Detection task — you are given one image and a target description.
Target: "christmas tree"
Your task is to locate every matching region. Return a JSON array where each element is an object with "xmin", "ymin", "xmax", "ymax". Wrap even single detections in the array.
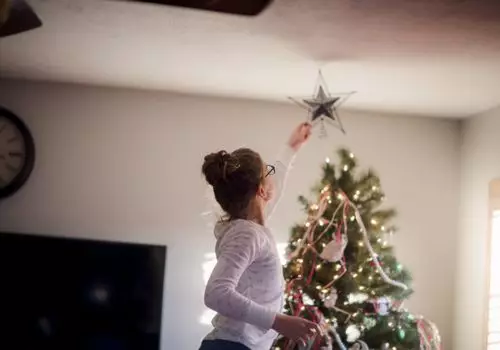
[{"xmin": 274, "ymin": 149, "xmax": 441, "ymax": 350}]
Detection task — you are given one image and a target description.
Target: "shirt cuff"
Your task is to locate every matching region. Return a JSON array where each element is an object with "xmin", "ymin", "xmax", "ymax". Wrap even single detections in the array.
[{"xmin": 245, "ymin": 303, "xmax": 277, "ymax": 330}]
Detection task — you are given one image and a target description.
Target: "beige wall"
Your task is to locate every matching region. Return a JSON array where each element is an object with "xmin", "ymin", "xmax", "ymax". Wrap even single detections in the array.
[
  {"xmin": 454, "ymin": 106, "xmax": 500, "ymax": 350},
  {"xmin": 0, "ymin": 79, "xmax": 460, "ymax": 349}
]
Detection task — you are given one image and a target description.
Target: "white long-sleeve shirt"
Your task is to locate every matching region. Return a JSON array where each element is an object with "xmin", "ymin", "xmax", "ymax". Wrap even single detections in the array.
[{"xmin": 204, "ymin": 146, "xmax": 296, "ymax": 350}]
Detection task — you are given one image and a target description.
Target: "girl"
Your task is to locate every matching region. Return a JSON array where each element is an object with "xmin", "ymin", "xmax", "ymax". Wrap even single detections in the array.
[{"xmin": 199, "ymin": 123, "xmax": 322, "ymax": 350}]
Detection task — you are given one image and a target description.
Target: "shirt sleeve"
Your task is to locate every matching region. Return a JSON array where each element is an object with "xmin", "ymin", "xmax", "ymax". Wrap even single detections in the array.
[
  {"xmin": 204, "ymin": 228, "xmax": 276, "ymax": 330},
  {"xmin": 265, "ymin": 145, "xmax": 297, "ymax": 220}
]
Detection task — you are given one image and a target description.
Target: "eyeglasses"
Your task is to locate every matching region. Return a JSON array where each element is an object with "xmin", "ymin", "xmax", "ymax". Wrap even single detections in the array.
[{"xmin": 265, "ymin": 164, "xmax": 276, "ymax": 177}]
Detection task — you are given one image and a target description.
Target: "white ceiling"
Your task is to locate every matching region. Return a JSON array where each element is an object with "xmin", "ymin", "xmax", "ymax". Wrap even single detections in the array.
[{"xmin": 2, "ymin": 0, "xmax": 500, "ymax": 118}]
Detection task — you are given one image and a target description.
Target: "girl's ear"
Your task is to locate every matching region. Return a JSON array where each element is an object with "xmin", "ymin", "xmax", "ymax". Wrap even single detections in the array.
[{"xmin": 257, "ymin": 184, "xmax": 268, "ymax": 201}]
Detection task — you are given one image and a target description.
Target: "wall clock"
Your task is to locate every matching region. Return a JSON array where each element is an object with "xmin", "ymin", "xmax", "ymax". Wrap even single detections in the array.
[{"xmin": 0, "ymin": 106, "xmax": 35, "ymax": 199}]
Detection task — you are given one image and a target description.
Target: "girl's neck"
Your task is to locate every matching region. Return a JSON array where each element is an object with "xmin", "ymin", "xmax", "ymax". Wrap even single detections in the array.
[{"xmin": 246, "ymin": 203, "xmax": 265, "ymax": 226}]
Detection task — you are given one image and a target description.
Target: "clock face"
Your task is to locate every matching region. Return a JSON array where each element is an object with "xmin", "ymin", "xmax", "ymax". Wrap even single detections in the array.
[
  {"xmin": 0, "ymin": 116, "xmax": 26, "ymax": 188},
  {"xmin": 0, "ymin": 107, "xmax": 35, "ymax": 198}
]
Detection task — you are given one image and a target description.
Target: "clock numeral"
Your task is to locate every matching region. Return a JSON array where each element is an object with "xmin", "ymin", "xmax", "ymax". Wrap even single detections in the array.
[
  {"xmin": 8, "ymin": 151, "xmax": 24, "ymax": 158},
  {"xmin": 7, "ymin": 136, "xmax": 19, "ymax": 144}
]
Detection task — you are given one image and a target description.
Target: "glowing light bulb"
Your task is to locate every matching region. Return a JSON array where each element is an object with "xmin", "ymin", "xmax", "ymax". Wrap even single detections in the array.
[
  {"xmin": 372, "ymin": 185, "xmax": 378, "ymax": 191},
  {"xmin": 319, "ymin": 220, "xmax": 324, "ymax": 226},
  {"xmin": 359, "ymin": 286, "xmax": 365, "ymax": 291},
  {"xmin": 297, "ymin": 259, "xmax": 303, "ymax": 263},
  {"xmin": 350, "ymin": 216, "xmax": 355, "ymax": 221},
  {"xmin": 343, "ymin": 165, "xmax": 349, "ymax": 171},
  {"xmin": 325, "ymin": 157, "xmax": 330, "ymax": 163},
  {"xmin": 358, "ymin": 267, "xmax": 363, "ymax": 272},
  {"xmin": 352, "ymin": 273, "xmax": 358, "ymax": 278},
  {"xmin": 311, "ymin": 204, "xmax": 319, "ymax": 210},
  {"xmin": 371, "ymin": 219, "xmax": 378, "ymax": 225},
  {"xmin": 334, "ymin": 274, "xmax": 339, "ymax": 280},
  {"xmin": 322, "ymin": 243, "xmax": 326, "ymax": 247},
  {"xmin": 316, "ymin": 264, "xmax": 322, "ymax": 270},
  {"xmin": 305, "ymin": 222, "xmax": 311, "ymax": 228},
  {"xmin": 335, "ymin": 264, "xmax": 341, "ymax": 271},
  {"xmin": 349, "ymin": 153, "xmax": 354, "ymax": 158},
  {"xmin": 358, "ymin": 241, "xmax": 364, "ymax": 247},
  {"xmin": 337, "ymin": 193, "xmax": 344, "ymax": 200},
  {"xmin": 377, "ymin": 238, "xmax": 382, "ymax": 243},
  {"xmin": 316, "ymin": 285, "xmax": 322, "ymax": 290},
  {"xmin": 388, "ymin": 322, "xmax": 394, "ymax": 327},
  {"xmin": 369, "ymin": 275, "xmax": 373, "ymax": 280},
  {"xmin": 383, "ymin": 241, "xmax": 388, "ymax": 247},
  {"xmin": 381, "ymin": 225, "xmax": 386, "ymax": 231}
]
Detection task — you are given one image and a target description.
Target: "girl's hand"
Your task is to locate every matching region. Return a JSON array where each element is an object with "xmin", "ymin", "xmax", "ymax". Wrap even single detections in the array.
[
  {"xmin": 272, "ymin": 314, "xmax": 323, "ymax": 346},
  {"xmin": 288, "ymin": 122, "xmax": 312, "ymax": 151}
]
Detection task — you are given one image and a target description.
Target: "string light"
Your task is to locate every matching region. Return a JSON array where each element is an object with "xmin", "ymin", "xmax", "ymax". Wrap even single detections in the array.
[
  {"xmin": 372, "ymin": 185, "xmax": 378, "ymax": 191},
  {"xmin": 381, "ymin": 225, "xmax": 386, "ymax": 231},
  {"xmin": 316, "ymin": 264, "xmax": 322, "ymax": 270},
  {"xmin": 311, "ymin": 204, "xmax": 319, "ymax": 210},
  {"xmin": 352, "ymin": 273, "xmax": 358, "ymax": 278},
  {"xmin": 334, "ymin": 274, "xmax": 339, "ymax": 280},
  {"xmin": 322, "ymin": 243, "xmax": 326, "ymax": 248},
  {"xmin": 383, "ymin": 241, "xmax": 388, "ymax": 247},
  {"xmin": 305, "ymin": 222, "xmax": 311, "ymax": 228},
  {"xmin": 350, "ymin": 216, "xmax": 355, "ymax": 221},
  {"xmin": 349, "ymin": 153, "xmax": 354, "ymax": 158},
  {"xmin": 359, "ymin": 286, "xmax": 366, "ymax": 291},
  {"xmin": 371, "ymin": 218, "xmax": 378, "ymax": 225},
  {"xmin": 297, "ymin": 259, "xmax": 303, "ymax": 263},
  {"xmin": 358, "ymin": 241, "xmax": 364, "ymax": 247},
  {"xmin": 316, "ymin": 285, "xmax": 322, "ymax": 290},
  {"xmin": 358, "ymin": 267, "xmax": 363, "ymax": 272},
  {"xmin": 319, "ymin": 220, "xmax": 324, "ymax": 226},
  {"xmin": 377, "ymin": 238, "xmax": 382, "ymax": 243},
  {"xmin": 325, "ymin": 157, "xmax": 330, "ymax": 163},
  {"xmin": 343, "ymin": 165, "xmax": 349, "ymax": 171},
  {"xmin": 369, "ymin": 275, "xmax": 373, "ymax": 281},
  {"xmin": 335, "ymin": 264, "xmax": 341, "ymax": 271},
  {"xmin": 388, "ymin": 321, "xmax": 394, "ymax": 327}
]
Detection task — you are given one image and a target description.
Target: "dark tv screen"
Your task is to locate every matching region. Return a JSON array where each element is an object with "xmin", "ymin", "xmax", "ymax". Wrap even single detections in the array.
[{"xmin": 0, "ymin": 232, "xmax": 166, "ymax": 350}]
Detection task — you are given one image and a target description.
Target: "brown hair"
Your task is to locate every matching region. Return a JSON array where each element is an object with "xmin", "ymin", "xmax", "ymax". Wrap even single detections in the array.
[{"xmin": 202, "ymin": 148, "xmax": 263, "ymax": 220}]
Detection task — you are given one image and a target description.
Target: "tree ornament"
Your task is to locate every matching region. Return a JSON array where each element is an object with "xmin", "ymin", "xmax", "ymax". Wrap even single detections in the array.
[
  {"xmin": 323, "ymin": 289, "xmax": 338, "ymax": 308},
  {"xmin": 371, "ymin": 297, "xmax": 390, "ymax": 316},
  {"xmin": 398, "ymin": 327, "xmax": 406, "ymax": 340},
  {"xmin": 345, "ymin": 324, "xmax": 361, "ymax": 343},
  {"xmin": 349, "ymin": 341, "xmax": 369, "ymax": 350},
  {"xmin": 363, "ymin": 317, "xmax": 377, "ymax": 330},
  {"xmin": 348, "ymin": 293, "xmax": 369, "ymax": 304},
  {"xmin": 289, "ymin": 71, "xmax": 355, "ymax": 136},
  {"xmin": 320, "ymin": 235, "xmax": 347, "ymax": 262}
]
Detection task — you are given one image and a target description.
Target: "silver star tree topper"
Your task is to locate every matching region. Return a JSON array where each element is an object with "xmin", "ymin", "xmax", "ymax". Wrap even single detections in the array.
[{"xmin": 290, "ymin": 71, "xmax": 355, "ymax": 136}]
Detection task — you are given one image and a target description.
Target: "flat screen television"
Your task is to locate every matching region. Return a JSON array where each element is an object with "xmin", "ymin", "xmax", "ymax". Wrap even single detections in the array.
[{"xmin": 0, "ymin": 232, "xmax": 166, "ymax": 350}]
